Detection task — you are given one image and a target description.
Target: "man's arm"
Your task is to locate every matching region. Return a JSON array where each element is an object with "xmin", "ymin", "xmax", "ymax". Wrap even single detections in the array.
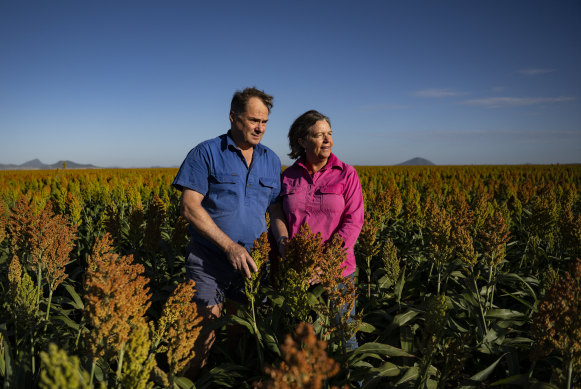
[{"xmin": 180, "ymin": 188, "xmax": 257, "ymax": 278}]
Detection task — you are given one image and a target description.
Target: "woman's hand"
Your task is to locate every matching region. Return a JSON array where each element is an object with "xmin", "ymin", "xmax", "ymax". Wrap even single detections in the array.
[
  {"xmin": 309, "ymin": 266, "xmax": 323, "ymax": 285},
  {"xmin": 277, "ymin": 236, "xmax": 288, "ymax": 258}
]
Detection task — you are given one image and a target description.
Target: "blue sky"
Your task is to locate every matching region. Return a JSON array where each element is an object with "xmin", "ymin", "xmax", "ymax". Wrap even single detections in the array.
[{"xmin": 1, "ymin": 0, "xmax": 580, "ymax": 167}]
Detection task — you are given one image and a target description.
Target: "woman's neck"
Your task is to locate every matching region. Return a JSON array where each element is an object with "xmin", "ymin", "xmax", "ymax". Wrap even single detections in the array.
[{"xmin": 305, "ymin": 157, "xmax": 328, "ymax": 175}]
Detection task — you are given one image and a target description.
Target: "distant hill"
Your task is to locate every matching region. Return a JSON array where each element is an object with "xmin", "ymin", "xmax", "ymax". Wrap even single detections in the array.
[
  {"xmin": 0, "ymin": 159, "xmax": 99, "ymax": 170},
  {"xmin": 397, "ymin": 157, "xmax": 435, "ymax": 166}
]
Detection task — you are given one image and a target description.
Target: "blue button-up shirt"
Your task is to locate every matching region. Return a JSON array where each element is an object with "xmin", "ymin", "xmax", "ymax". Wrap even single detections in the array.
[{"xmin": 173, "ymin": 132, "xmax": 281, "ymax": 254}]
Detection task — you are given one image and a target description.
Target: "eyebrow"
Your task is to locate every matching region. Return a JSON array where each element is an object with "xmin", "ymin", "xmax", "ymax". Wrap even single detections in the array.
[{"xmin": 248, "ymin": 117, "xmax": 268, "ymax": 123}]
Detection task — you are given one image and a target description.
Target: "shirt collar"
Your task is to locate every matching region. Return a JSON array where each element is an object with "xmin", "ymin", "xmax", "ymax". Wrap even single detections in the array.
[
  {"xmin": 296, "ymin": 153, "xmax": 343, "ymax": 172},
  {"xmin": 325, "ymin": 153, "xmax": 343, "ymax": 170},
  {"xmin": 223, "ymin": 131, "xmax": 266, "ymax": 155}
]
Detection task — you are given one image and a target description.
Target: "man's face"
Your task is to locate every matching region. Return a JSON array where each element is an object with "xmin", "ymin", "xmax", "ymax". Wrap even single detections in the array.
[{"xmin": 230, "ymin": 97, "xmax": 269, "ymax": 149}]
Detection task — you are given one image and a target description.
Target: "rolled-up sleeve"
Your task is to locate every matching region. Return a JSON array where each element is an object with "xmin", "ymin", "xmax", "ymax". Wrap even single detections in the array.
[
  {"xmin": 172, "ymin": 146, "xmax": 210, "ymax": 195},
  {"xmin": 335, "ymin": 167, "xmax": 364, "ymax": 249}
]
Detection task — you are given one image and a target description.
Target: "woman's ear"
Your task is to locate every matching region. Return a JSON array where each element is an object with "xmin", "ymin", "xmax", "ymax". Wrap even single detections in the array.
[{"xmin": 297, "ymin": 137, "xmax": 305, "ymax": 147}]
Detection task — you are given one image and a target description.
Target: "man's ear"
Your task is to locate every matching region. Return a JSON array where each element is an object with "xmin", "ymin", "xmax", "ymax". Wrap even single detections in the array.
[{"xmin": 229, "ymin": 110, "xmax": 236, "ymax": 124}]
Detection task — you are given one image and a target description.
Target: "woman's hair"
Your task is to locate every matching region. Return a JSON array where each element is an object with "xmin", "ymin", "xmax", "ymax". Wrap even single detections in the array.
[
  {"xmin": 288, "ymin": 110, "xmax": 331, "ymax": 159},
  {"xmin": 230, "ymin": 87, "xmax": 273, "ymax": 116}
]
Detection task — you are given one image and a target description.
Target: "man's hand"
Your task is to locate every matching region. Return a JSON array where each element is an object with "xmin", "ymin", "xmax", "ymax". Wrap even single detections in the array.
[
  {"xmin": 225, "ymin": 242, "xmax": 258, "ymax": 278},
  {"xmin": 181, "ymin": 189, "xmax": 258, "ymax": 278}
]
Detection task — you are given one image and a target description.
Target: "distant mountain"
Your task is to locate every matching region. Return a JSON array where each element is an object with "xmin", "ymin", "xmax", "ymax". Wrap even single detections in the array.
[
  {"xmin": 397, "ymin": 157, "xmax": 435, "ymax": 166},
  {"xmin": 0, "ymin": 159, "xmax": 99, "ymax": 170}
]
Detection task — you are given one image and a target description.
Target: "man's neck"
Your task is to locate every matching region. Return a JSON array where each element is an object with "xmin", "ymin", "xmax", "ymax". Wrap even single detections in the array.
[
  {"xmin": 228, "ymin": 130, "xmax": 253, "ymax": 151},
  {"xmin": 228, "ymin": 131, "xmax": 254, "ymax": 166}
]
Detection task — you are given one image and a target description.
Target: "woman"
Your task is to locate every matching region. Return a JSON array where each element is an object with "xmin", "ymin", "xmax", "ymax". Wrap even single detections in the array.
[{"xmin": 270, "ymin": 109, "xmax": 364, "ymax": 283}]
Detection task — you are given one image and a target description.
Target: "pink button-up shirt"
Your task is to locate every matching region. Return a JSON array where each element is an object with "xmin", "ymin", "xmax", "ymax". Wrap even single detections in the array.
[{"xmin": 280, "ymin": 153, "xmax": 364, "ymax": 276}]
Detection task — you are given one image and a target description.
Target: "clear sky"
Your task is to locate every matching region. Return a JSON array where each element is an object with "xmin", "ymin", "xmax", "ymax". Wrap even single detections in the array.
[{"xmin": 1, "ymin": 0, "xmax": 580, "ymax": 167}]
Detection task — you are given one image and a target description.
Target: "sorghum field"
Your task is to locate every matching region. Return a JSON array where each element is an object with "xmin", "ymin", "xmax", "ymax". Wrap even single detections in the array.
[{"xmin": 0, "ymin": 165, "xmax": 579, "ymax": 389}]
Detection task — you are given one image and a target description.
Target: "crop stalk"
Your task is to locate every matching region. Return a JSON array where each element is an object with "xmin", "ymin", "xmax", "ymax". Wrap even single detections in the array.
[
  {"xmin": 249, "ymin": 295, "xmax": 264, "ymax": 369},
  {"xmin": 566, "ymin": 359, "xmax": 572, "ymax": 389},
  {"xmin": 44, "ymin": 288, "xmax": 54, "ymax": 332},
  {"xmin": 472, "ymin": 278, "xmax": 488, "ymax": 335},
  {"xmin": 485, "ymin": 262, "xmax": 496, "ymax": 310},
  {"xmin": 116, "ymin": 342, "xmax": 126, "ymax": 386},
  {"xmin": 366, "ymin": 255, "xmax": 372, "ymax": 299},
  {"xmin": 35, "ymin": 265, "xmax": 42, "ymax": 310},
  {"xmin": 89, "ymin": 358, "xmax": 96, "ymax": 387}
]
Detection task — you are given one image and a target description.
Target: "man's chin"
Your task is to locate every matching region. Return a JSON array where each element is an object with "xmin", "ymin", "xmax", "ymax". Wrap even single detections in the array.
[{"xmin": 248, "ymin": 137, "xmax": 263, "ymax": 145}]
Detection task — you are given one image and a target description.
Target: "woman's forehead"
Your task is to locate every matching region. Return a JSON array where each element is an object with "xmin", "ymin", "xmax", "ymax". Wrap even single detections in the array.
[{"xmin": 309, "ymin": 120, "xmax": 331, "ymax": 133}]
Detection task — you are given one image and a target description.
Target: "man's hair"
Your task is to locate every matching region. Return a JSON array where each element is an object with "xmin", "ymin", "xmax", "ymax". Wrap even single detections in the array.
[
  {"xmin": 288, "ymin": 110, "xmax": 331, "ymax": 160},
  {"xmin": 230, "ymin": 87, "xmax": 273, "ymax": 116}
]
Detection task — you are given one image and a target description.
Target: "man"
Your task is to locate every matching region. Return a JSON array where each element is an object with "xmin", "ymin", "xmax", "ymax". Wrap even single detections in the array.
[{"xmin": 172, "ymin": 87, "xmax": 281, "ymax": 378}]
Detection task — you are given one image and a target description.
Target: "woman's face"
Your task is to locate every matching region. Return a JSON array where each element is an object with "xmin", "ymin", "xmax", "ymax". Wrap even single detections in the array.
[{"xmin": 299, "ymin": 119, "xmax": 333, "ymax": 164}]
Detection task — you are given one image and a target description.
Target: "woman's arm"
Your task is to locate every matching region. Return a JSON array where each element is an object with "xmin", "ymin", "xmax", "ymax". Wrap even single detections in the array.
[
  {"xmin": 335, "ymin": 168, "xmax": 365, "ymax": 248},
  {"xmin": 268, "ymin": 201, "xmax": 290, "ymax": 257}
]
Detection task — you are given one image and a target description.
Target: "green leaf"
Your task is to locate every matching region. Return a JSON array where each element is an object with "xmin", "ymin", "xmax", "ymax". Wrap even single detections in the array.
[
  {"xmin": 395, "ymin": 366, "xmax": 419, "ymax": 385},
  {"xmin": 53, "ymin": 314, "xmax": 80, "ymax": 330},
  {"xmin": 175, "ymin": 376, "xmax": 195, "ymax": 388},
  {"xmin": 358, "ymin": 322, "xmax": 377, "ymax": 333},
  {"xmin": 0, "ymin": 332, "xmax": 10, "ymax": 378},
  {"xmin": 263, "ymin": 333, "xmax": 280, "ymax": 356},
  {"xmin": 460, "ymin": 291, "xmax": 479, "ymax": 307},
  {"xmin": 448, "ymin": 316, "xmax": 469, "ymax": 332},
  {"xmin": 399, "ymin": 326, "xmax": 415, "ymax": 353},
  {"xmin": 64, "ymin": 284, "xmax": 84, "ymax": 309},
  {"xmin": 228, "ymin": 315, "xmax": 259, "ymax": 338},
  {"xmin": 392, "ymin": 309, "xmax": 420, "ymax": 327},
  {"xmin": 198, "ymin": 364, "xmax": 248, "ymax": 388},
  {"xmin": 459, "ymin": 354, "xmax": 505, "ymax": 389},
  {"xmin": 351, "ymin": 360, "xmax": 374, "ymax": 368},
  {"xmin": 369, "ymin": 361, "xmax": 401, "ymax": 377},
  {"xmin": 395, "ymin": 265, "xmax": 406, "ymax": 303},
  {"xmin": 499, "ymin": 288, "xmax": 536, "ymax": 310},
  {"xmin": 490, "ymin": 374, "xmax": 529, "ymax": 386},
  {"xmin": 485, "ymin": 309, "xmax": 526, "ymax": 320},
  {"xmin": 502, "ymin": 337, "xmax": 533, "ymax": 347},
  {"xmin": 348, "ymin": 342, "xmax": 413, "ymax": 364},
  {"xmin": 270, "ymin": 295, "xmax": 284, "ymax": 307},
  {"xmin": 499, "ymin": 273, "xmax": 538, "ymax": 300},
  {"xmin": 377, "ymin": 274, "xmax": 394, "ymax": 289}
]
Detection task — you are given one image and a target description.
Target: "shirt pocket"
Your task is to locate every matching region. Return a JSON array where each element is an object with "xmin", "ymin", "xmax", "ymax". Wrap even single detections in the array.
[
  {"xmin": 317, "ymin": 183, "xmax": 345, "ymax": 213},
  {"xmin": 280, "ymin": 182, "xmax": 305, "ymax": 214},
  {"xmin": 280, "ymin": 182, "xmax": 303, "ymax": 196},
  {"xmin": 206, "ymin": 173, "xmax": 241, "ymax": 210},
  {"xmin": 257, "ymin": 176, "xmax": 278, "ymax": 207}
]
